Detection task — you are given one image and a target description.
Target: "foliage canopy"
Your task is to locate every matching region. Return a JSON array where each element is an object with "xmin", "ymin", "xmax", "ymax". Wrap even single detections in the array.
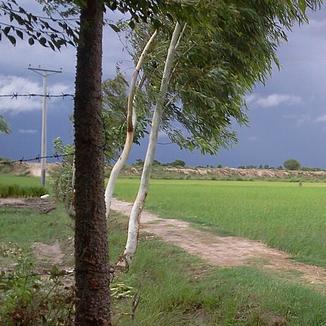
[
  {"xmin": 284, "ymin": 159, "xmax": 301, "ymax": 170},
  {"xmin": 128, "ymin": 0, "xmax": 322, "ymax": 154}
]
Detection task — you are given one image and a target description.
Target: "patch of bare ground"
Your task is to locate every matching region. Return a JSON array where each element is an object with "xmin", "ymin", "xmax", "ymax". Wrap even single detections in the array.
[
  {"xmin": 111, "ymin": 198, "xmax": 326, "ymax": 286},
  {"xmin": 25, "ymin": 162, "xmax": 58, "ymax": 177},
  {"xmin": 31, "ymin": 236, "xmax": 74, "ymax": 267},
  {"xmin": 32, "ymin": 240, "xmax": 65, "ymax": 266},
  {"xmin": 31, "ymin": 239, "xmax": 74, "ymax": 286},
  {"xmin": 0, "ymin": 197, "xmax": 56, "ymax": 214}
]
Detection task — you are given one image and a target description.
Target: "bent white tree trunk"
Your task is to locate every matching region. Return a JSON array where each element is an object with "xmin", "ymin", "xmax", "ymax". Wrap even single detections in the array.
[
  {"xmin": 105, "ymin": 31, "xmax": 157, "ymax": 217},
  {"xmin": 123, "ymin": 22, "xmax": 183, "ymax": 265}
]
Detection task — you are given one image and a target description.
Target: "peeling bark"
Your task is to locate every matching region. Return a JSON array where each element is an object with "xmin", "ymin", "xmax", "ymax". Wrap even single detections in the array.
[
  {"xmin": 122, "ymin": 22, "xmax": 183, "ymax": 264},
  {"xmin": 105, "ymin": 30, "xmax": 157, "ymax": 217}
]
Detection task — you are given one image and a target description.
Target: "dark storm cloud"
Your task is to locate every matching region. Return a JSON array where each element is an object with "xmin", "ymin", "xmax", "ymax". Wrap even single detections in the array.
[{"xmin": 1, "ymin": 3, "xmax": 326, "ymax": 167}]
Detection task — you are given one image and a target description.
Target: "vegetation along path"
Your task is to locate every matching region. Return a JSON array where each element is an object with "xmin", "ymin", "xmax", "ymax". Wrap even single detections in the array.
[{"xmin": 111, "ymin": 198, "xmax": 326, "ymax": 286}]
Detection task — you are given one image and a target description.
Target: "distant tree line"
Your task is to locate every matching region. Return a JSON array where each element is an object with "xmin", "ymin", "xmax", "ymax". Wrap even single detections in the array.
[
  {"xmin": 131, "ymin": 159, "xmax": 326, "ymax": 172},
  {"xmin": 134, "ymin": 159, "xmax": 187, "ymax": 167}
]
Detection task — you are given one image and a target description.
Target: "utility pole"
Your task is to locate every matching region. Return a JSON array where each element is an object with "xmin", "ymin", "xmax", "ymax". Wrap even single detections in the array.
[{"xmin": 28, "ymin": 66, "xmax": 62, "ymax": 186}]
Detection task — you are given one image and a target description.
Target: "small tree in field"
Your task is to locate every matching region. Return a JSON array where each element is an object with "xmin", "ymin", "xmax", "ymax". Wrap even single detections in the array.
[
  {"xmin": 284, "ymin": 159, "xmax": 301, "ymax": 170},
  {"xmin": 170, "ymin": 160, "xmax": 186, "ymax": 167}
]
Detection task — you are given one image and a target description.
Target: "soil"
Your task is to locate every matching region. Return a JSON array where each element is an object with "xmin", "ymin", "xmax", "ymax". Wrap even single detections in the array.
[
  {"xmin": 164, "ymin": 167, "xmax": 326, "ymax": 179},
  {"xmin": 120, "ymin": 165, "xmax": 326, "ymax": 180},
  {"xmin": 31, "ymin": 240, "xmax": 74, "ymax": 286},
  {"xmin": 0, "ymin": 197, "xmax": 56, "ymax": 214},
  {"xmin": 25, "ymin": 163, "xmax": 58, "ymax": 177},
  {"xmin": 32, "ymin": 241, "xmax": 65, "ymax": 266},
  {"xmin": 111, "ymin": 198, "xmax": 326, "ymax": 285}
]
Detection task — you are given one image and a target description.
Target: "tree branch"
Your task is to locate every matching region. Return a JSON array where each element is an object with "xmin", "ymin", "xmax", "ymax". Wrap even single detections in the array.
[{"xmin": 105, "ymin": 30, "xmax": 158, "ymax": 217}]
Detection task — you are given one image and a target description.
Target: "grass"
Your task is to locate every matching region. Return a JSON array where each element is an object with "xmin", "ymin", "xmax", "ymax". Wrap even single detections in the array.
[
  {"xmin": 0, "ymin": 207, "xmax": 71, "ymax": 251},
  {"xmin": 114, "ymin": 179, "xmax": 326, "ymax": 268},
  {"xmin": 1, "ymin": 203, "xmax": 326, "ymax": 325},
  {"xmin": 0, "ymin": 174, "xmax": 46, "ymax": 198},
  {"xmin": 0, "ymin": 174, "xmax": 41, "ymax": 187},
  {"xmin": 0, "ymin": 184, "xmax": 47, "ymax": 198}
]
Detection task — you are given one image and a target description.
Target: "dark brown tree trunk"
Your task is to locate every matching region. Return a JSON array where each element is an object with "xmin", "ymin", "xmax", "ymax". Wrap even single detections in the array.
[{"xmin": 74, "ymin": 1, "xmax": 110, "ymax": 325}]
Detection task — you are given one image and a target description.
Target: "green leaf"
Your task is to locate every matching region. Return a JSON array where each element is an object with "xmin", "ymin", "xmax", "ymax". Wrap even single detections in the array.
[
  {"xmin": 0, "ymin": 115, "xmax": 10, "ymax": 134},
  {"xmin": 7, "ymin": 34, "xmax": 16, "ymax": 45},
  {"xmin": 298, "ymin": 0, "xmax": 307, "ymax": 13},
  {"xmin": 3, "ymin": 26, "xmax": 11, "ymax": 35},
  {"xmin": 16, "ymin": 29, "xmax": 23, "ymax": 39},
  {"xmin": 48, "ymin": 41, "xmax": 55, "ymax": 51},
  {"xmin": 109, "ymin": 23, "xmax": 121, "ymax": 33},
  {"xmin": 129, "ymin": 20, "xmax": 135, "ymax": 29},
  {"xmin": 39, "ymin": 37, "xmax": 47, "ymax": 47}
]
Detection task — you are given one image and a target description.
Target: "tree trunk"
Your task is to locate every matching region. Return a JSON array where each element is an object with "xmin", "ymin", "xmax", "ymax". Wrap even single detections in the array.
[
  {"xmin": 105, "ymin": 30, "xmax": 157, "ymax": 217},
  {"xmin": 74, "ymin": 1, "xmax": 110, "ymax": 325},
  {"xmin": 122, "ymin": 22, "xmax": 183, "ymax": 265}
]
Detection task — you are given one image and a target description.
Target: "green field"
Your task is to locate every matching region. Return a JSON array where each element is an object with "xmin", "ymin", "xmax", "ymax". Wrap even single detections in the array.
[
  {"xmin": 0, "ymin": 174, "xmax": 47, "ymax": 198},
  {"xmin": 115, "ymin": 179, "xmax": 326, "ymax": 267},
  {"xmin": 0, "ymin": 174, "xmax": 40, "ymax": 187}
]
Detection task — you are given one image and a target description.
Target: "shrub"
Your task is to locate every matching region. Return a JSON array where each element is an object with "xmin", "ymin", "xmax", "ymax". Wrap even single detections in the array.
[
  {"xmin": 0, "ymin": 253, "xmax": 74, "ymax": 325},
  {"xmin": 169, "ymin": 160, "xmax": 186, "ymax": 167},
  {"xmin": 50, "ymin": 138, "xmax": 74, "ymax": 215}
]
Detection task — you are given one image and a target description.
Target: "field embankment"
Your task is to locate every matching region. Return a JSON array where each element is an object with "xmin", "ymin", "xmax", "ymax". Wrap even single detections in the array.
[
  {"xmin": 2, "ymin": 158, "xmax": 326, "ymax": 181},
  {"xmin": 0, "ymin": 160, "xmax": 58, "ymax": 177},
  {"xmin": 117, "ymin": 165, "xmax": 326, "ymax": 182}
]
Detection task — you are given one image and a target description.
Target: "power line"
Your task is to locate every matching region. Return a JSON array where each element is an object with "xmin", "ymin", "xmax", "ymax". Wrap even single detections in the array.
[
  {"xmin": 4, "ymin": 153, "xmax": 74, "ymax": 164},
  {"xmin": 7, "ymin": 143, "xmax": 111, "ymax": 164},
  {"xmin": 0, "ymin": 93, "xmax": 74, "ymax": 98},
  {"xmin": 157, "ymin": 142, "xmax": 173, "ymax": 145}
]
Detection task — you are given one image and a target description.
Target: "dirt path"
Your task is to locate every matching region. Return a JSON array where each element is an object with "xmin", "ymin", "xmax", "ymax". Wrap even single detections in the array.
[
  {"xmin": 111, "ymin": 198, "xmax": 326, "ymax": 285},
  {"xmin": 0, "ymin": 198, "xmax": 56, "ymax": 213}
]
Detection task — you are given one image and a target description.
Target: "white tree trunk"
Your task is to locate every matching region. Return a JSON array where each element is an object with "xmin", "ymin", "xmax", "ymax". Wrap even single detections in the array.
[
  {"xmin": 68, "ymin": 156, "xmax": 76, "ymax": 218},
  {"xmin": 123, "ymin": 22, "xmax": 183, "ymax": 264},
  {"xmin": 105, "ymin": 30, "xmax": 157, "ymax": 217}
]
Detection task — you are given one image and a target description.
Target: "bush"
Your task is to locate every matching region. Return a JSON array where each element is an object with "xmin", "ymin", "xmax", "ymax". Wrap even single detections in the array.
[
  {"xmin": 283, "ymin": 159, "xmax": 301, "ymax": 170},
  {"xmin": 169, "ymin": 160, "xmax": 186, "ymax": 167},
  {"xmin": 50, "ymin": 138, "xmax": 74, "ymax": 215},
  {"xmin": 0, "ymin": 253, "xmax": 74, "ymax": 325},
  {"xmin": 0, "ymin": 184, "xmax": 46, "ymax": 198}
]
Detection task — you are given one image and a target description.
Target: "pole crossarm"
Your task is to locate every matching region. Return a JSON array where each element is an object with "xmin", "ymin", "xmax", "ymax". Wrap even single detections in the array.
[{"xmin": 28, "ymin": 67, "xmax": 63, "ymax": 74}]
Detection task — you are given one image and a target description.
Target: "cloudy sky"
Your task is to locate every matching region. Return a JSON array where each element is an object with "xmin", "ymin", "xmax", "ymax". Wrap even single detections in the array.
[{"xmin": 1, "ymin": 4, "xmax": 326, "ymax": 168}]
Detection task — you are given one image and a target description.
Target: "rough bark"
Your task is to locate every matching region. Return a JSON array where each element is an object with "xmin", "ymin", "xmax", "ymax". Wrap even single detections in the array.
[
  {"xmin": 122, "ymin": 22, "xmax": 183, "ymax": 264},
  {"xmin": 105, "ymin": 30, "xmax": 157, "ymax": 217},
  {"xmin": 74, "ymin": 1, "xmax": 110, "ymax": 325}
]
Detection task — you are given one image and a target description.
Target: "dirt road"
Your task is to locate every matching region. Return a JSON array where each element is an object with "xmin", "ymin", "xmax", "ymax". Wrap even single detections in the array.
[{"xmin": 111, "ymin": 198, "xmax": 326, "ymax": 286}]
